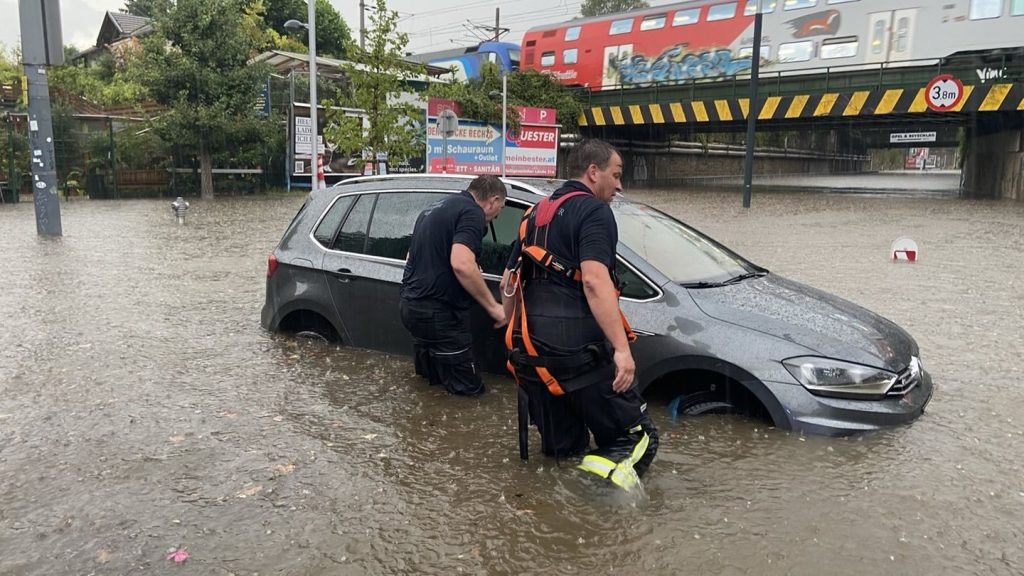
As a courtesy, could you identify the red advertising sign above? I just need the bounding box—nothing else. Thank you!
[427,99,462,118]
[515,106,557,125]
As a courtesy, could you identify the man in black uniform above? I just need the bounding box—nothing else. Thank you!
[501,140,658,491]
[400,175,508,396]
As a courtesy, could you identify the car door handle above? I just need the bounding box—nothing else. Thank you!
[334,268,357,282]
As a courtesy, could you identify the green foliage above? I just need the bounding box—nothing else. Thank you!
[123,0,173,18]
[264,0,351,58]
[0,44,21,84]
[427,63,583,134]
[49,54,149,107]
[322,0,424,175]
[137,0,276,196]
[580,0,649,17]
[314,0,351,60]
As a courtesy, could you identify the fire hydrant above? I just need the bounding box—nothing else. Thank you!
[171,196,189,224]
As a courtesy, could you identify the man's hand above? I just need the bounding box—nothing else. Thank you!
[611,346,636,393]
[488,301,507,328]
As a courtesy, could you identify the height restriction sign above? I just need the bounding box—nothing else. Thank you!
[924,74,964,112]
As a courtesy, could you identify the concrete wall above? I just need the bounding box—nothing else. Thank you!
[963,122,1023,201]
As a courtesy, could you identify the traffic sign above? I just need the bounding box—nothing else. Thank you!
[924,74,964,112]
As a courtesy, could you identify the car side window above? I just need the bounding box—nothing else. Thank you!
[479,202,526,275]
[335,193,375,253]
[616,261,659,300]
[366,192,447,260]
[313,195,355,248]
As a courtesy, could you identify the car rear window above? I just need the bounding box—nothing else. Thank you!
[313,195,355,247]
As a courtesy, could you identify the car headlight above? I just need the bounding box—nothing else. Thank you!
[782,356,897,399]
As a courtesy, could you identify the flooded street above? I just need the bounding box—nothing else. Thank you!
[1,182,1023,575]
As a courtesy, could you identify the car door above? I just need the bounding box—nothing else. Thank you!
[322,190,449,354]
[473,200,527,373]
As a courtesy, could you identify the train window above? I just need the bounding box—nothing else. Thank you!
[563,48,578,64]
[565,26,581,41]
[783,0,817,10]
[708,2,738,21]
[821,36,859,59]
[745,0,777,14]
[672,8,701,25]
[609,18,634,35]
[894,17,909,52]
[432,59,469,81]
[738,45,771,59]
[509,49,521,70]
[969,0,1002,19]
[871,20,885,54]
[540,52,555,67]
[1013,0,1024,14]
[778,40,814,62]
[641,14,667,30]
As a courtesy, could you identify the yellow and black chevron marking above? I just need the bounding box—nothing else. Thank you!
[579,83,1024,127]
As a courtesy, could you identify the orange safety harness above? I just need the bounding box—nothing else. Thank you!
[504,191,636,396]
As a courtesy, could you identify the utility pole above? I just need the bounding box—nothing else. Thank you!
[360,0,366,50]
[741,0,763,209]
[494,8,500,42]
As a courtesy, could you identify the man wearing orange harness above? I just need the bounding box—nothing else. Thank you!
[501,139,658,491]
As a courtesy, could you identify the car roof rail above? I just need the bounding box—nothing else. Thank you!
[334,173,550,196]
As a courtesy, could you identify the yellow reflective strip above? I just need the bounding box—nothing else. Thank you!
[759,96,781,120]
[875,89,903,115]
[908,88,928,113]
[814,93,839,116]
[786,94,809,118]
[592,108,607,126]
[628,433,650,465]
[691,101,710,122]
[737,98,749,119]
[629,104,644,124]
[609,106,625,125]
[1019,97,1024,111]
[979,84,1010,111]
[715,100,732,121]
[951,85,975,112]
[649,103,665,124]
[843,91,870,116]
[578,455,615,477]
[578,112,588,126]
[669,102,686,122]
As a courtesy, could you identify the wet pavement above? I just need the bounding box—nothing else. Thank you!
[1,181,1022,575]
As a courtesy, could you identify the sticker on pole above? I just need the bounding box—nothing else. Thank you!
[891,237,919,262]
[924,75,964,112]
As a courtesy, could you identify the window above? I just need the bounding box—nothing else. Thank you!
[565,26,581,41]
[827,0,858,3]
[783,0,817,10]
[738,45,771,59]
[969,0,1002,19]
[366,193,446,260]
[432,58,468,81]
[707,2,738,21]
[609,18,634,35]
[617,261,659,300]
[640,14,667,30]
[745,0,778,14]
[672,8,701,25]
[563,48,578,64]
[778,40,814,62]
[894,17,910,53]
[508,49,521,69]
[871,19,885,54]
[540,51,555,67]
[1014,0,1024,15]
[479,203,526,275]
[314,195,354,248]
[336,193,374,253]
[821,37,858,59]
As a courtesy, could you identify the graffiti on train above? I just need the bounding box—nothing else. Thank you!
[606,47,753,86]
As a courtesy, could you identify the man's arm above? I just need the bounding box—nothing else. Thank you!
[451,243,506,327]
[581,260,635,393]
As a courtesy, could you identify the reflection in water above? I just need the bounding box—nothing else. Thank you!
[0,189,1022,575]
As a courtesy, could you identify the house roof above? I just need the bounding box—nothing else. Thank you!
[251,50,450,83]
[96,11,153,48]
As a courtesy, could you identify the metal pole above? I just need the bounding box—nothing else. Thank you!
[741,2,763,209]
[501,72,507,178]
[108,117,117,198]
[287,70,294,193]
[6,115,15,203]
[23,65,61,235]
[308,0,319,192]
[359,0,366,50]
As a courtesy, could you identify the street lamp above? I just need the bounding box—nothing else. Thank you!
[488,72,508,178]
[285,4,319,191]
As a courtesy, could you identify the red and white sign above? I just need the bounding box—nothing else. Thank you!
[515,106,557,125]
[891,237,919,262]
[505,125,559,177]
[924,74,964,112]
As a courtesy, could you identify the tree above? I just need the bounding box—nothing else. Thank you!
[137,0,274,198]
[580,0,649,17]
[122,0,172,18]
[264,0,351,59]
[322,0,423,175]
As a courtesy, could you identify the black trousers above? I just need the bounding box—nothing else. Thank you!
[399,298,484,396]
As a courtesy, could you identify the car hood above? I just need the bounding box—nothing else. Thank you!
[686,274,917,372]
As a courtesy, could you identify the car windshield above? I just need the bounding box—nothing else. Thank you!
[612,199,757,285]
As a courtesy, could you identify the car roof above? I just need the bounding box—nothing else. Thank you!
[315,174,559,203]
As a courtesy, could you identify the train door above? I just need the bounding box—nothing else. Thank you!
[603,44,634,89]
[866,9,917,63]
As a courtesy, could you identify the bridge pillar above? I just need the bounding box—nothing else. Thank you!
[963,113,1024,201]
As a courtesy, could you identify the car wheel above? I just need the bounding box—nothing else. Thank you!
[294,329,330,343]
[667,392,737,418]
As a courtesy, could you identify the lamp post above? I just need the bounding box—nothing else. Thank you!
[488,72,508,178]
[741,0,764,208]
[285,3,319,191]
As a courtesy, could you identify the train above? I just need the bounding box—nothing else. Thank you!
[406,41,520,81]
[518,0,1024,90]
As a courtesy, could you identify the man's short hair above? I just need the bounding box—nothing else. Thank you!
[567,139,619,179]
[467,175,507,201]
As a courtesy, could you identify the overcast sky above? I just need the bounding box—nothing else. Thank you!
[0,0,621,57]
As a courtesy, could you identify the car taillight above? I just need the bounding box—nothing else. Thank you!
[267,254,279,278]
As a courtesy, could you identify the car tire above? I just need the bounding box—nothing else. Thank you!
[680,401,736,416]
[295,329,331,343]
[667,392,737,418]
